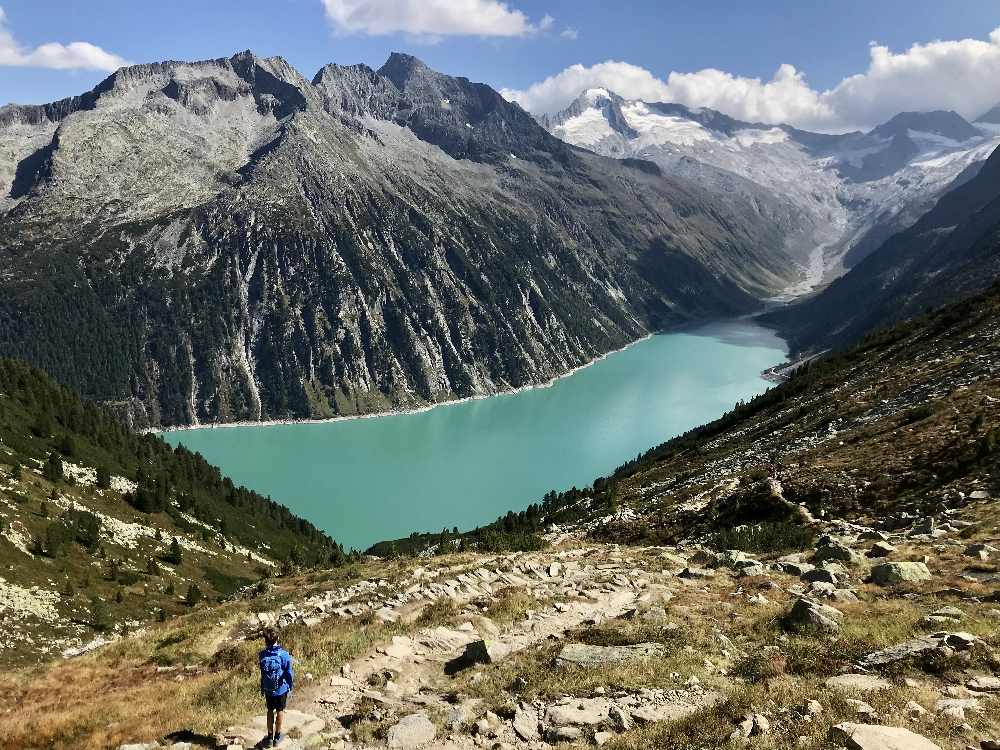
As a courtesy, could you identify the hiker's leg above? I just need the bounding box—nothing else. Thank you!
[267,708,275,737]
[275,709,284,737]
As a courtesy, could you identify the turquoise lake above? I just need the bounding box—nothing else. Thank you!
[163,319,786,551]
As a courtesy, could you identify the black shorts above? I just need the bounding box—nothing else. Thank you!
[265,692,288,711]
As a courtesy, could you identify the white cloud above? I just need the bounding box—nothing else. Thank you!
[503,27,1000,132]
[0,6,128,71]
[321,0,548,38]
[560,28,578,41]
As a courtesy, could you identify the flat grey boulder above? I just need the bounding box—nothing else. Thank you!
[679,566,715,580]
[555,642,667,668]
[387,713,437,748]
[870,562,931,586]
[786,597,843,633]
[825,674,893,693]
[828,723,942,750]
[967,676,1000,692]
[545,698,611,726]
[860,631,980,668]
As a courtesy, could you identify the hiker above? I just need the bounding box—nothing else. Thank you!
[259,626,294,747]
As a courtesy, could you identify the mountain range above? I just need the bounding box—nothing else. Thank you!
[3,51,1000,426]
[0,51,805,428]
[541,88,1000,300]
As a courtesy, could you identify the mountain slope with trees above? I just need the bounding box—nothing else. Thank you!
[0,358,341,664]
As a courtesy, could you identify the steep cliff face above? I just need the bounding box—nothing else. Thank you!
[0,52,798,427]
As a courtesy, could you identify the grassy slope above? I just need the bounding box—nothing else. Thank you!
[0,358,342,665]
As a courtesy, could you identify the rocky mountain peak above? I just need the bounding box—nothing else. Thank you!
[312,62,402,120]
[869,110,981,142]
[376,52,437,91]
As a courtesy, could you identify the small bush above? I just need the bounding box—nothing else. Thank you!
[731,649,787,683]
[710,522,814,554]
[474,530,547,553]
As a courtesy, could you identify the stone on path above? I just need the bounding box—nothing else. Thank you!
[384,635,414,659]
[225,710,326,748]
[825,674,893,693]
[387,713,437,749]
[828,723,942,750]
[555,642,667,668]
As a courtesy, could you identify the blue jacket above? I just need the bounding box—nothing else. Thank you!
[259,645,294,697]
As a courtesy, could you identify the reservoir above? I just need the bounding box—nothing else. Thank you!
[163,319,786,551]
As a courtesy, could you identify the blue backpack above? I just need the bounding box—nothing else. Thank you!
[260,650,285,696]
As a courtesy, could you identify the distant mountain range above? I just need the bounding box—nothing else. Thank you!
[540,88,1000,296]
[0,52,806,428]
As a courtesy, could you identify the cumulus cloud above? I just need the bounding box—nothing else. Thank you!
[503,27,1000,132]
[322,0,548,38]
[560,28,579,41]
[0,6,128,71]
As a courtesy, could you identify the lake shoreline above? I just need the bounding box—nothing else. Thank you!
[156,332,657,434]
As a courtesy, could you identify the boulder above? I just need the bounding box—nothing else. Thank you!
[555,642,666,668]
[934,697,979,720]
[870,562,931,586]
[828,723,942,750]
[775,561,815,577]
[679,567,715,580]
[544,698,610,727]
[513,705,540,741]
[786,597,843,633]
[387,713,437,749]
[964,543,997,560]
[860,632,980,668]
[814,542,863,566]
[384,635,414,659]
[546,726,583,742]
[803,568,840,585]
[967,676,1000,692]
[825,674,893,693]
[462,639,512,666]
[867,542,896,558]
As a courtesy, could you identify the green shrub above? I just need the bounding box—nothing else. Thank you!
[474,530,547,553]
[710,522,814,554]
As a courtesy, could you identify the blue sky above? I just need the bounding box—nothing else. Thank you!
[3,1,1000,131]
